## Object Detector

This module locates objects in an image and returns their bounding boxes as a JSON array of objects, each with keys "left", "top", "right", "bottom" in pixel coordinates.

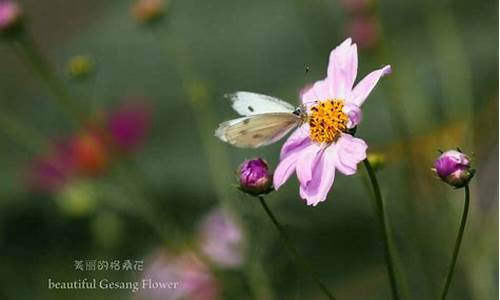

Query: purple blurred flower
[
  {"left": 139, "top": 250, "right": 219, "bottom": 300},
  {"left": 347, "top": 16, "right": 380, "bottom": 49},
  {"left": 239, "top": 158, "right": 272, "bottom": 196},
  {"left": 29, "top": 141, "right": 74, "bottom": 193},
  {"left": 0, "top": 1, "right": 21, "bottom": 31},
  {"left": 107, "top": 100, "right": 151, "bottom": 153},
  {"left": 198, "top": 209, "right": 244, "bottom": 268},
  {"left": 433, "top": 150, "right": 474, "bottom": 188}
]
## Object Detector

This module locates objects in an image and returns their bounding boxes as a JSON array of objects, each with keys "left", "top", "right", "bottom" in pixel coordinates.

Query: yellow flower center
[{"left": 308, "top": 100, "right": 348, "bottom": 144}]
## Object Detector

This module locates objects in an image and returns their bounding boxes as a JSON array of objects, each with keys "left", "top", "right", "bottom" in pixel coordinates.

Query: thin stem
[
  {"left": 13, "top": 32, "right": 83, "bottom": 125},
  {"left": 439, "top": 185, "right": 470, "bottom": 300},
  {"left": 258, "top": 196, "right": 336, "bottom": 300},
  {"left": 363, "top": 159, "right": 400, "bottom": 300}
]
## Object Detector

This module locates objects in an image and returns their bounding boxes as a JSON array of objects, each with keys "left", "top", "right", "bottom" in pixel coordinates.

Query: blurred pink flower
[
  {"left": 347, "top": 16, "right": 380, "bottom": 49},
  {"left": 29, "top": 129, "right": 108, "bottom": 193},
  {"left": 140, "top": 250, "right": 219, "bottom": 300},
  {"left": 107, "top": 100, "right": 151, "bottom": 153},
  {"left": 0, "top": 0, "right": 21, "bottom": 31},
  {"left": 29, "top": 140, "right": 74, "bottom": 193},
  {"left": 274, "top": 38, "right": 391, "bottom": 206},
  {"left": 70, "top": 130, "right": 108, "bottom": 176},
  {"left": 198, "top": 209, "right": 244, "bottom": 268}
]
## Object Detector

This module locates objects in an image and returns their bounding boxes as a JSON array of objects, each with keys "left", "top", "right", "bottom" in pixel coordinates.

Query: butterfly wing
[
  {"left": 226, "top": 92, "right": 296, "bottom": 116},
  {"left": 215, "top": 113, "right": 301, "bottom": 148}
]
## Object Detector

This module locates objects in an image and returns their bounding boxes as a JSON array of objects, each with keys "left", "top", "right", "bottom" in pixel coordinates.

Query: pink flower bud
[
  {"left": 433, "top": 150, "right": 474, "bottom": 188},
  {"left": 239, "top": 158, "right": 272, "bottom": 196}
]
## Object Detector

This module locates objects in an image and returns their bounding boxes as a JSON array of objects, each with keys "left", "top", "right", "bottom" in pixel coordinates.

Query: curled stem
[
  {"left": 363, "top": 159, "right": 400, "bottom": 300},
  {"left": 439, "top": 185, "right": 470, "bottom": 300},
  {"left": 258, "top": 196, "right": 336, "bottom": 300}
]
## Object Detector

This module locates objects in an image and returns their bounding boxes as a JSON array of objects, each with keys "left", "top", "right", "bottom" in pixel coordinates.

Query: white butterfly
[{"left": 215, "top": 91, "right": 307, "bottom": 148}]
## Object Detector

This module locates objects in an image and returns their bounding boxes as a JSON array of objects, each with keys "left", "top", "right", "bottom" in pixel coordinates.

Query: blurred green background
[{"left": 0, "top": 0, "right": 497, "bottom": 299}]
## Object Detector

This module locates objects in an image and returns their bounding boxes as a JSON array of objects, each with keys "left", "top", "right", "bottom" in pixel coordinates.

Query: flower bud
[
  {"left": 67, "top": 55, "right": 94, "bottom": 79},
  {"left": 131, "top": 0, "right": 166, "bottom": 24},
  {"left": 239, "top": 158, "right": 272, "bottom": 196},
  {"left": 0, "top": 1, "right": 22, "bottom": 33},
  {"left": 433, "top": 150, "right": 474, "bottom": 188}
]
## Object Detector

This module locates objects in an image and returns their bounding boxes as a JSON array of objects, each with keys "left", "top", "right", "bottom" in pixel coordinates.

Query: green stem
[
  {"left": 439, "top": 185, "right": 470, "bottom": 300},
  {"left": 13, "top": 32, "right": 83, "bottom": 125},
  {"left": 258, "top": 196, "right": 336, "bottom": 300},
  {"left": 363, "top": 159, "right": 400, "bottom": 300}
]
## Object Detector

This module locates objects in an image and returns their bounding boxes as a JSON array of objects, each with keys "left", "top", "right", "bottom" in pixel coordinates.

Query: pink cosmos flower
[
  {"left": 198, "top": 209, "right": 244, "bottom": 268},
  {"left": 273, "top": 38, "right": 391, "bottom": 206}
]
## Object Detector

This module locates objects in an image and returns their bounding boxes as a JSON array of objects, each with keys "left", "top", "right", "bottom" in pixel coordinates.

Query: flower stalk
[
  {"left": 257, "top": 195, "right": 336, "bottom": 300},
  {"left": 439, "top": 185, "right": 470, "bottom": 300},
  {"left": 363, "top": 159, "right": 400, "bottom": 300}
]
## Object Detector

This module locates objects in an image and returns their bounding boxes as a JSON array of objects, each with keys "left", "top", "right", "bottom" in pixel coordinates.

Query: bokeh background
[{"left": 0, "top": 0, "right": 498, "bottom": 299}]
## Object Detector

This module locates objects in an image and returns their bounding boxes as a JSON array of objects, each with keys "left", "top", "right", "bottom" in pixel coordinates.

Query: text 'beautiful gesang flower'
[{"left": 274, "top": 38, "right": 391, "bottom": 206}]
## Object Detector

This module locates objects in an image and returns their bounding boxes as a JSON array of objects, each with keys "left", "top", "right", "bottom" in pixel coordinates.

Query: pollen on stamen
[{"left": 308, "top": 99, "right": 348, "bottom": 144}]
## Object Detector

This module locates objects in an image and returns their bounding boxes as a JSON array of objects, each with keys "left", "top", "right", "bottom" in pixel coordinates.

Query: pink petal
[
  {"left": 349, "top": 65, "right": 391, "bottom": 107},
  {"left": 299, "top": 148, "right": 336, "bottom": 206},
  {"left": 333, "top": 134, "right": 367, "bottom": 175},
  {"left": 296, "top": 143, "right": 322, "bottom": 186},
  {"left": 273, "top": 154, "right": 299, "bottom": 190},
  {"left": 327, "top": 38, "right": 358, "bottom": 100},
  {"left": 301, "top": 79, "right": 330, "bottom": 106},
  {"left": 274, "top": 127, "right": 312, "bottom": 190},
  {"left": 343, "top": 102, "right": 362, "bottom": 128},
  {"left": 279, "top": 125, "right": 310, "bottom": 160}
]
